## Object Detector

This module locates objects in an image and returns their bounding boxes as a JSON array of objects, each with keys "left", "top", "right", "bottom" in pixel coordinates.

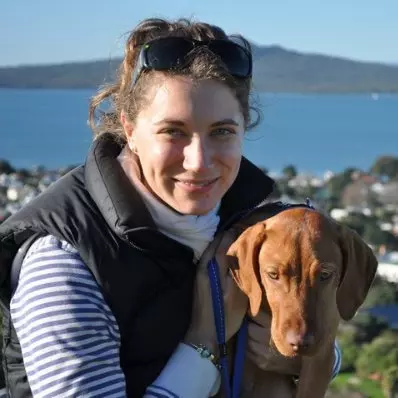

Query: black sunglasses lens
[
  {"left": 146, "top": 38, "right": 194, "bottom": 70},
  {"left": 209, "top": 41, "right": 251, "bottom": 77},
  {"left": 143, "top": 38, "right": 251, "bottom": 78}
]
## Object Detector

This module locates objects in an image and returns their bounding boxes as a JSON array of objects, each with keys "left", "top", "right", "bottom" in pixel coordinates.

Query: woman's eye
[
  {"left": 211, "top": 128, "right": 236, "bottom": 137},
  {"left": 161, "top": 128, "right": 186, "bottom": 138}
]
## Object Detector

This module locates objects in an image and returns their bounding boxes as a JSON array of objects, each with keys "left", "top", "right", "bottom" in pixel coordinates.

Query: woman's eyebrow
[
  {"left": 153, "top": 119, "right": 185, "bottom": 126},
  {"left": 153, "top": 118, "right": 240, "bottom": 127},
  {"left": 210, "top": 119, "right": 239, "bottom": 127}
]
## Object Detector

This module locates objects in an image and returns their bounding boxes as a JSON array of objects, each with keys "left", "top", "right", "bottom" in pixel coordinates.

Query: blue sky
[{"left": 1, "top": 0, "right": 397, "bottom": 66}]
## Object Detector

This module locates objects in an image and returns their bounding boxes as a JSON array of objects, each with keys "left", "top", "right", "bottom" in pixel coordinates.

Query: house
[
  {"left": 376, "top": 181, "right": 398, "bottom": 206},
  {"left": 341, "top": 180, "right": 372, "bottom": 209}
]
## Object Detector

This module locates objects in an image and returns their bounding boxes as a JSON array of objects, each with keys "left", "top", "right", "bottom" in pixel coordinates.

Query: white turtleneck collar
[{"left": 118, "top": 148, "right": 220, "bottom": 261}]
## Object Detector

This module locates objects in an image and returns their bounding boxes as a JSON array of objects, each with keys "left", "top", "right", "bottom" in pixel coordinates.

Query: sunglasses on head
[{"left": 131, "top": 36, "right": 253, "bottom": 86}]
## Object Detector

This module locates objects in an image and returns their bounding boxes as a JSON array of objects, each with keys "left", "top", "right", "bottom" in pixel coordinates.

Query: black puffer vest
[{"left": 0, "top": 133, "right": 274, "bottom": 397}]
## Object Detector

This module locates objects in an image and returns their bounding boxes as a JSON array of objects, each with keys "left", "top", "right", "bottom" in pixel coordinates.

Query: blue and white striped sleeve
[
  {"left": 10, "top": 235, "right": 127, "bottom": 398},
  {"left": 10, "top": 235, "right": 220, "bottom": 398},
  {"left": 332, "top": 340, "right": 342, "bottom": 379}
]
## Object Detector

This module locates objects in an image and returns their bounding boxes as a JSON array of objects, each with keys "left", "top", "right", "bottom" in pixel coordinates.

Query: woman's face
[{"left": 122, "top": 76, "right": 245, "bottom": 215}]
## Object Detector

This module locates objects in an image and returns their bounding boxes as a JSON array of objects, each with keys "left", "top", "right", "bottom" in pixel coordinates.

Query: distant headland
[{"left": 1, "top": 44, "right": 398, "bottom": 93}]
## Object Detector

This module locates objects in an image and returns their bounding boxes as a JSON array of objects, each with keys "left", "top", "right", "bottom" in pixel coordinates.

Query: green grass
[{"left": 329, "top": 372, "right": 384, "bottom": 397}]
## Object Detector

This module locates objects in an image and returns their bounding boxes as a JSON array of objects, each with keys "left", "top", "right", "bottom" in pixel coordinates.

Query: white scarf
[{"left": 118, "top": 149, "right": 220, "bottom": 261}]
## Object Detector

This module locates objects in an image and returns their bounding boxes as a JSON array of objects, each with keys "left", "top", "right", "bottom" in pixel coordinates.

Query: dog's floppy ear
[
  {"left": 227, "top": 222, "right": 267, "bottom": 317},
  {"left": 336, "top": 223, "right": 378, "bottom": 321}
]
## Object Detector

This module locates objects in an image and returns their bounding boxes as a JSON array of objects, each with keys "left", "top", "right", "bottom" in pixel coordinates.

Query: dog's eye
[
  {"left": 320, "top": 271, "right": 333, "bottom": 281},
  {"left": 267, "top": 272, "right": 279, "bottom": 280}
]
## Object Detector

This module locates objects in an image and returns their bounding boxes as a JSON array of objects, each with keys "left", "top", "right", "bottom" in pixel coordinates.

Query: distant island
[{"left": 1, "top": 44, "right": 398, "bottom": 93}]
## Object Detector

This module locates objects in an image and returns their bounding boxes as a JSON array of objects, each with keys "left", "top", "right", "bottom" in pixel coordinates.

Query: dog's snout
[{"left": 286, "top": 329, "right": 315, "bottom": 352}]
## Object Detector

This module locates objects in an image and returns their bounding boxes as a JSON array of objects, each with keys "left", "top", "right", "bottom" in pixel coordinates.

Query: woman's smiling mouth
[{"left": 173, "top": 178, "right": 219, "bottom": 193}]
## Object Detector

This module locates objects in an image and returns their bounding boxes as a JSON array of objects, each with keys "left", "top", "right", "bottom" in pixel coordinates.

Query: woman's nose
[{"left": 183, "top": 138, "right": 213, "bottom": 172}]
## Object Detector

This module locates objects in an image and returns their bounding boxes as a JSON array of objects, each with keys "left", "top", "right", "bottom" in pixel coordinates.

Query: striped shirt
[{"left": 10, "top": 235, "right": 220, "bottom": 398}]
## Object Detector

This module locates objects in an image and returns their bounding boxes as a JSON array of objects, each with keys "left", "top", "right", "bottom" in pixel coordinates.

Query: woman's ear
[
  {"left": 121, "top": 110, "right": 135, "bottom": 151},
  {"left": 121, "top": 110, "right": 133, "bottom": 135}
]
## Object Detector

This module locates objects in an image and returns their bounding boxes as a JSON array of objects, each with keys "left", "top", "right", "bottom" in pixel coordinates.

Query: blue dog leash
[{"left": 208, "top": 258, "right": 248, "bottom": 398}]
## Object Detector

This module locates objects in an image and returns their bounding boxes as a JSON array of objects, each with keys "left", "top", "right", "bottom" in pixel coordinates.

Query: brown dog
[{"left": 221, "top": 204, "right": 378, "bottom": 397}]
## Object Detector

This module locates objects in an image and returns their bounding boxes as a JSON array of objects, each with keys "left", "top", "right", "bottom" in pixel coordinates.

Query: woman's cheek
[
  {"left": 220, "top": 140, "right": 243, "bottom": 163},
  {"left": 151, "top": 142, "right": 183, "bottom": 166}
]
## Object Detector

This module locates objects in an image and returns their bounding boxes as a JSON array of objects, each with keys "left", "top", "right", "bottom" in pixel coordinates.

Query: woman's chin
[{"left": 172, "top": 199, "right": 218, "bottom": 216}]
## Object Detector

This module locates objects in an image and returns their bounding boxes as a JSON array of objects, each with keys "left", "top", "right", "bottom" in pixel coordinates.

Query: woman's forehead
[{"left": 139, "top": 76, "right": 244, "bottom": 125}]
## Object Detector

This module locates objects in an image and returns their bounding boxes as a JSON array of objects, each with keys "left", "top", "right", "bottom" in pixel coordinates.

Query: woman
[{"left": 0, "top": 18, "right": 337, "bottom": 398}]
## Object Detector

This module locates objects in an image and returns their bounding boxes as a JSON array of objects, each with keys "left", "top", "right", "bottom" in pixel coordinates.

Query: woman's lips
[{"left": 174, "top": 178, "right": 219, "bottom": 193}]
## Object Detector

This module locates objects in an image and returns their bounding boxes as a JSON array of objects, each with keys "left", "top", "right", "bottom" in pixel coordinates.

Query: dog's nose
[{"left": 286, "top": 330, "right": 315, "bottom": 351}]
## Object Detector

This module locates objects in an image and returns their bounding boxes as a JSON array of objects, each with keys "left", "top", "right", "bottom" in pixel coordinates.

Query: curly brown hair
[{"left": 88, "top": 18, "right": 260, "bottom": 143}]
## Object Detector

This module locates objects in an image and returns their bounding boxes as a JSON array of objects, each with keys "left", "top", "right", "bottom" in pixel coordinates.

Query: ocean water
[{"left": 0, "top": 89, "right": 397, "bottom": 174}]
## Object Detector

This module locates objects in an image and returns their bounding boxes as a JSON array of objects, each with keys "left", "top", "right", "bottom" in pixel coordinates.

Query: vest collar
[{"left": 84, "top": 133, "right": 275, "bottom": 241}]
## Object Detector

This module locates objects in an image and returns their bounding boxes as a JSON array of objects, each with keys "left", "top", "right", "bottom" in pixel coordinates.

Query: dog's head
[{"left": 227, "top": 207, "right": 378, "bottom": 357}]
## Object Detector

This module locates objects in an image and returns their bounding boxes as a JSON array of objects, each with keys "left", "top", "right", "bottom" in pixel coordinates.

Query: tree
[
  {"left": 382, "top": 366, "right": 398, "bottom": 398},
  {"left": 351, "top": 312, "right": 389, "bottom": 343},
  {"left": 351, "top": 277, "right": 396, "bottom": 343},
  {"left": 339, "top": 212, "right": 395, "bottom": 249},
  {"left": 363, "top": 277, "right": 398, "bottom": 308},
  {"left": 376, "top": 207, "right": 397, "bottom": 222},
  {"left": 274, "top": 179, "right": 297, "bottom": 199},
  {"left": 337, "top": 328, "right": 361, "bottom": 372},
  {"left": 16, "top": 168, "right": 32, "bottom": 180},
  {"left": 340, "top": 212, "right": 369, "bottom": 236},
  {"left": 324, "top": 195, "right": 340, "bottom": 214},
  {"left": 365, "top": 189, "right": 383, "bottom": 212},
  {"left": 282, "top": 164, "right": 297, "bottom": 180},
  {"left": 355, "top": 331, "right": 398, "bottom": 379},
  {"left": 326, "top": 167, "right": 359, "bottom": 206},
  {"left": 0, "top": 159, "right": 15, "bottom": 175},
  {"left": 363, "top": 223, "right": 390, "bottom": 247},
  {"left": 371, "top": 156, "right": 398, "bottom": 181}
]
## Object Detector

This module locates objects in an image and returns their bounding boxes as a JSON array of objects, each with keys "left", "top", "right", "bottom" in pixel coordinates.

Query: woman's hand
[{"left": 184, "top": 231, "right": 248, "bottom": 354}]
